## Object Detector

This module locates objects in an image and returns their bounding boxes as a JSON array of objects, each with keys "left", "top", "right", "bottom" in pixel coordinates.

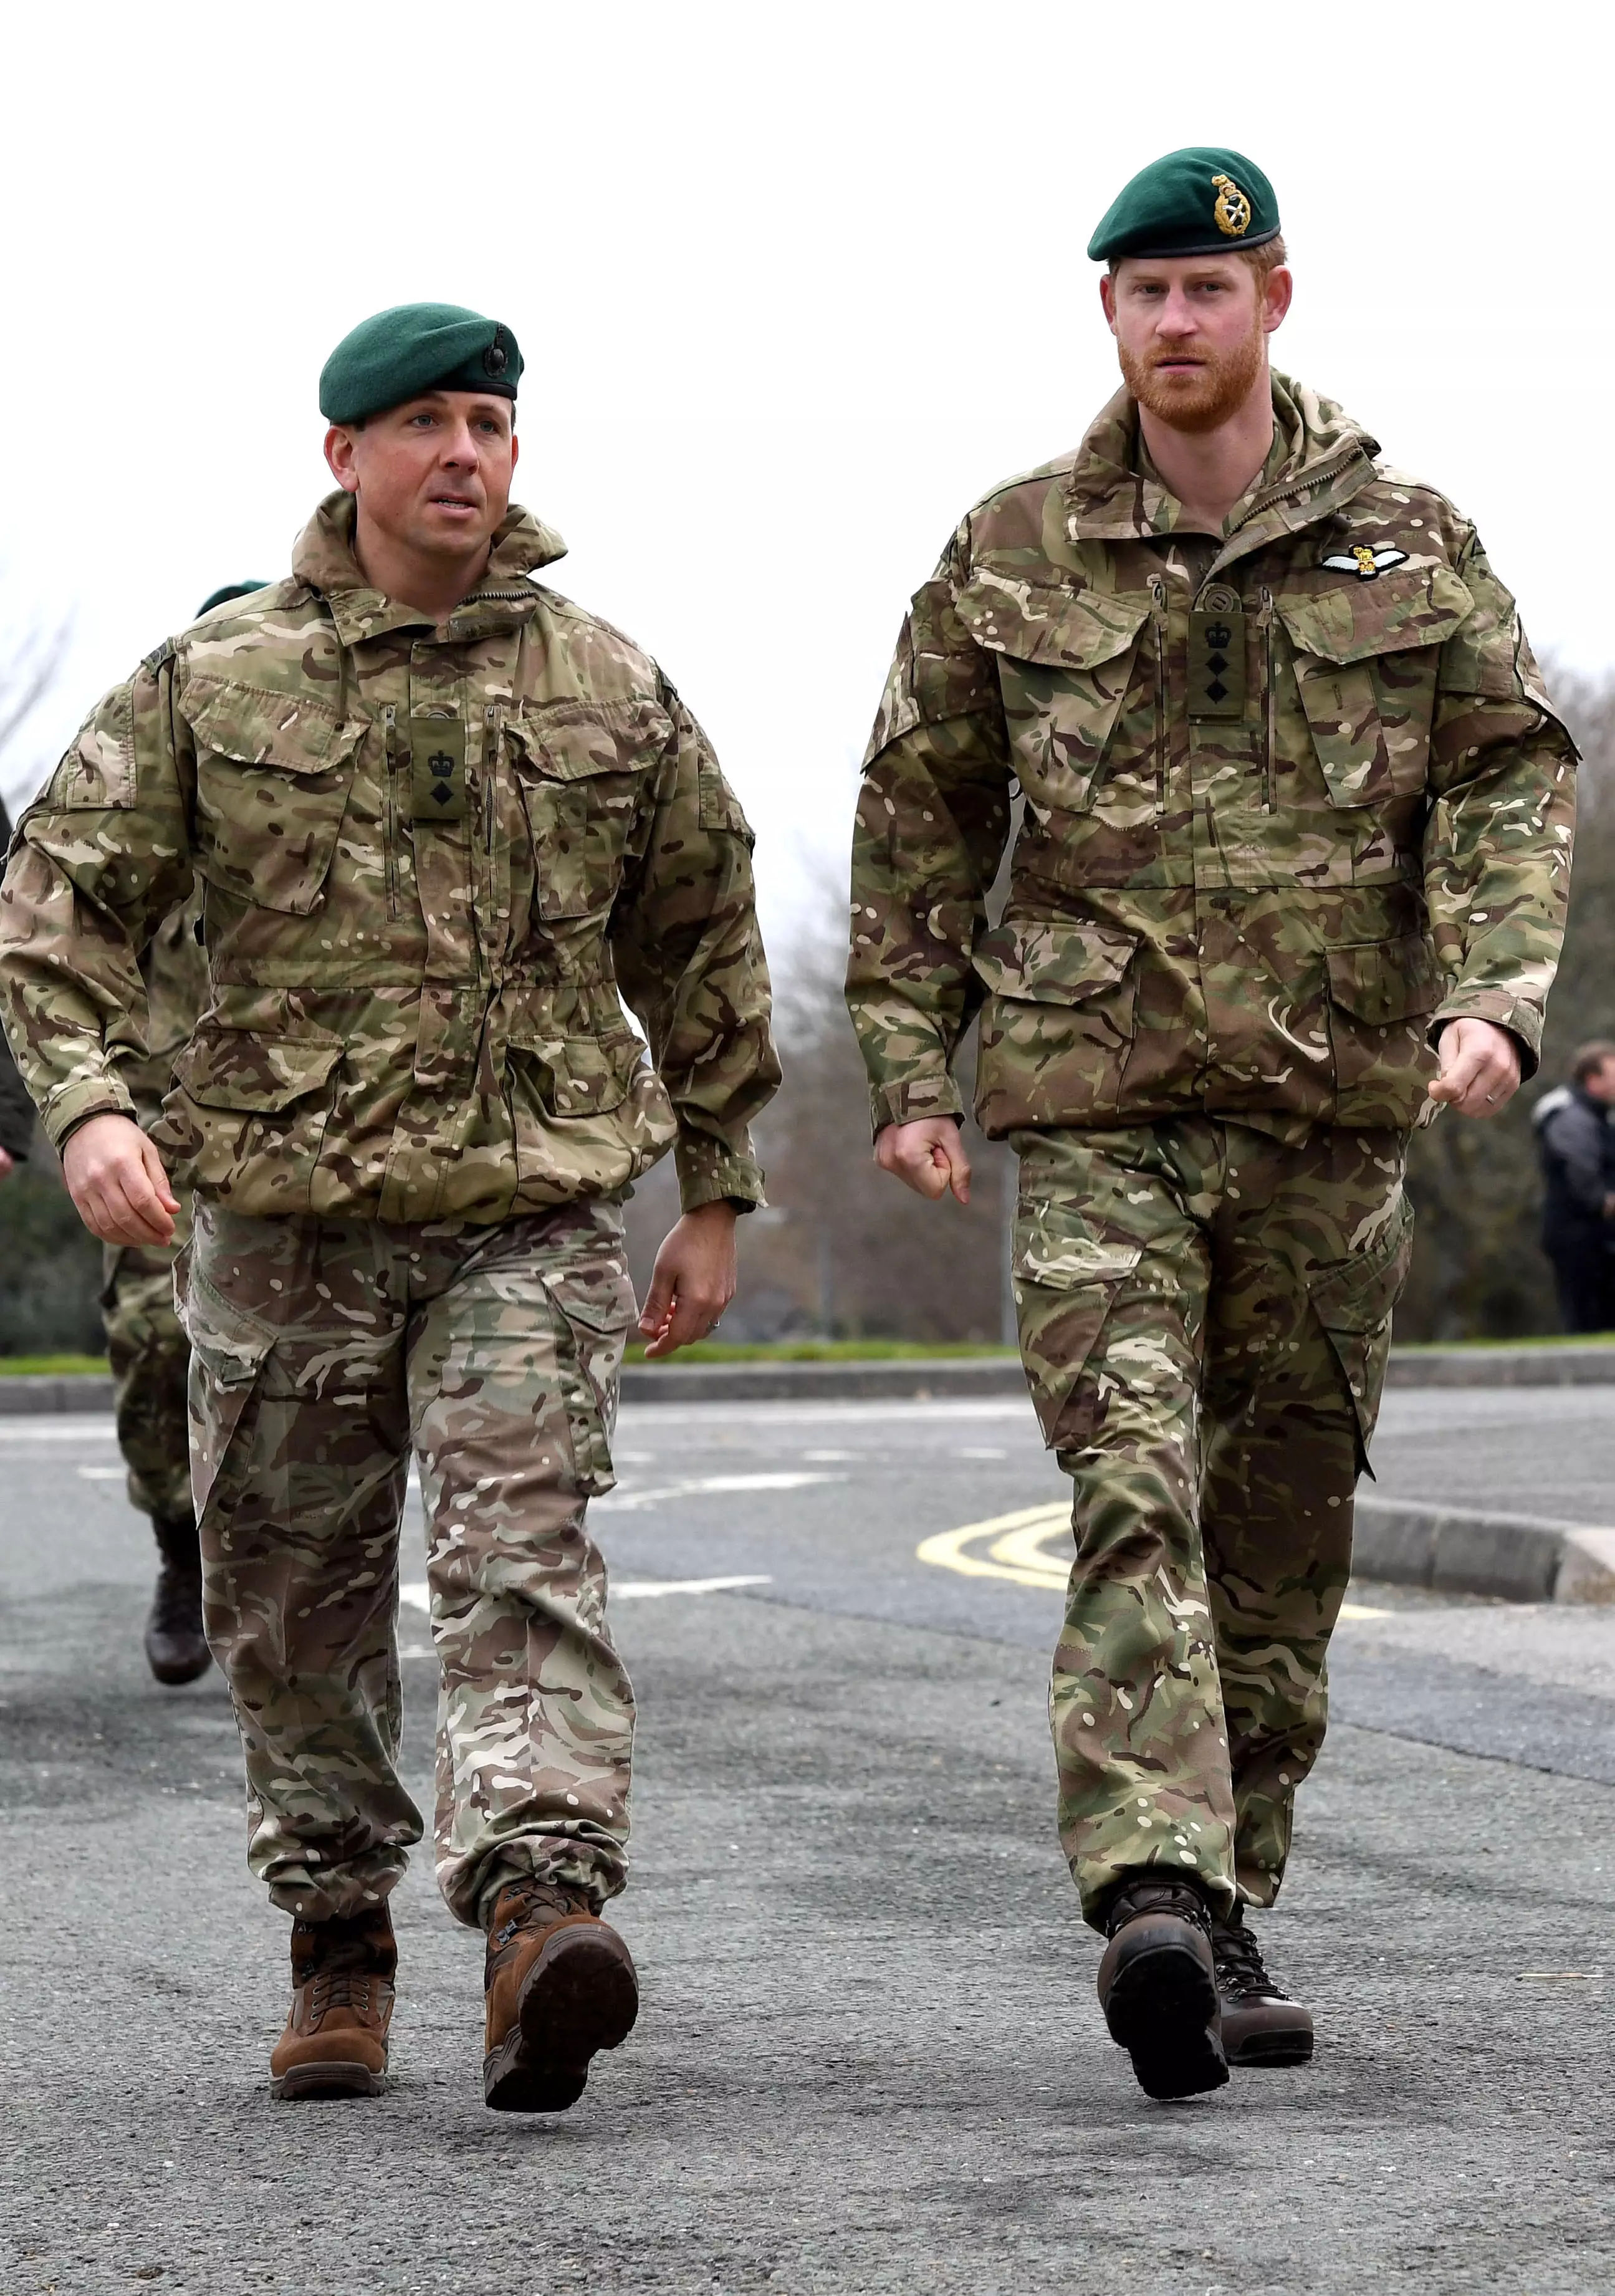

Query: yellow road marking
[{"left": 918, "top": 1506, "right": 1391, "bottom": 1618}]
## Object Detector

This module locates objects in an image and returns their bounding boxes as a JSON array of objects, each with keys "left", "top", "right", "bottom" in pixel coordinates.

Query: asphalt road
[{"left": 2, "top": 1386, "right": 1614, "bottom": 2295}]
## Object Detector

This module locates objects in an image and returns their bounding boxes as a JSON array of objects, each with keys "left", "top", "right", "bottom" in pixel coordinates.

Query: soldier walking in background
[
  {"left": 101, "top": 582, "right": 267, "bottom": 1687},
  {"left": 0, "top": 802, "right": 34, "bottom": 1178},
  {"left": 0, "top": 304, "right": 777, "bottom": 2110},
  {"left": 846, "top": 150, "right": 1574, "bottom": 2098},
  {"left": 1533, "top": 1041, "right": 1615, "bottom": 1332}
]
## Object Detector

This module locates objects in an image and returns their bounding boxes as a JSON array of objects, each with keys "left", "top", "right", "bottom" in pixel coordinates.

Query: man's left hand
[
  {"left": 1427, "top": 1017, "right": 1522, "bottom": 1119},
  {"left": 638, "top": 1201, "right": 739, "bottom": 1358}
]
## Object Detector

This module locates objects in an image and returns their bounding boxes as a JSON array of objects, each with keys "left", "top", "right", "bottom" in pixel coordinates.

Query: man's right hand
[
  {"left": 61, "top": 1113, "right": 178, "bottom": 1246},
  {"left": 874, "top": 1117, "right": 972, "bottom": 1204}
]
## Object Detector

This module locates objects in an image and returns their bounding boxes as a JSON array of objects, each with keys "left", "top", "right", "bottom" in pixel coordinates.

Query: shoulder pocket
[
  {"left": 512, "top": 696, "right": 670, "bottom": 921},
  {"left": 957, "top": 575, "right": 1150, "bottom": 814},
  {"left": 52, "top": 687, "right": 137, "bottom": 811},
  {"left": 1277, "top": 565, "right": 1471, "bottom": 809},
  {"left": 186, "top": 677, "right": 362, "bottom": 914}
]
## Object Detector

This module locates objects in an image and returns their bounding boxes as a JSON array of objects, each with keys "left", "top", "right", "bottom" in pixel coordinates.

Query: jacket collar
[
  {"left": 1061, "top": 372, "right": 1382, "bottom": 577},
  {"left": 290, "top": 491, "right": 568, "bottom": 647}
]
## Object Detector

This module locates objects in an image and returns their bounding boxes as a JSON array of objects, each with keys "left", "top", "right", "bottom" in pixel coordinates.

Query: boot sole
[
  {"left": 271, "top": 2060, "right": 386, "bottom": 2101},
  {"left": 1226, "top": 2027, "right": 1315, "bottom": 2068},
  {"left": 484, "top": 1927, "right": 639, "bottom": 2113},
  {"left": 1103, "top": 1940, "right": 1229, "bottom": 2100}
]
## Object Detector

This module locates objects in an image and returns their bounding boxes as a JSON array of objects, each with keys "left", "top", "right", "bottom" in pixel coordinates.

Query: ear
[
  {"left": 324, "top": 423, "right": 360, "bottom": 493},
  {"left": 1261, "top": 265, "right": 1293, "bottom": 336},
  {"left": 510, "top": 429, "right": 519, "bottom": 473},
  {"left": 1099, "top": 272, "right": 1118, "bottom": 335}
]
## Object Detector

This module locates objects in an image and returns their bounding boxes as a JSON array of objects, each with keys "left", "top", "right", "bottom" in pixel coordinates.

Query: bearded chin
[{"left": 1121, "top": 325, "right": 1265, "bottom": 436}]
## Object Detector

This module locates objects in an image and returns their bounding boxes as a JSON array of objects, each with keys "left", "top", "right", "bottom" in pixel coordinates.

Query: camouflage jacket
[
  {"left": 115, "top": 888, "right": 209, "bottom": 1133},
  {"left": 846, "top": 375, "right": 1575, "bottom": 1140},
  {"left": 0, "top": 494, "right": 778, "bottom": 1222}
]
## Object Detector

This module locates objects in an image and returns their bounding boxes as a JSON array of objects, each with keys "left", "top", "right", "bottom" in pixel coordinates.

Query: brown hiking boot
[
  {"left": 144, "top": 1512, "right": 211, "bottom": 1687},
  {"left": 1212, "top": 1906, "right": 1314, "bottom": 2067},
  {"left": 269, "top": 1905, "right": 396, "bottom": 2100},
  {"left": 1096, "top": 1872, "right": 1229, "bottom": 2100},
  {"left": 482, "top": 1878, "right": 638, "bottom": 2112}
]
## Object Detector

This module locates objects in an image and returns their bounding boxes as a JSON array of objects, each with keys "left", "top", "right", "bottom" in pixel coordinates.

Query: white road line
[
  {"left": 616, "top": 1398, "right": 1032, "bottom": 1428},
  {"left": 75, "top": 1467, "right": 125, "bottom": 1481},
  {"left": 592, "top": 1471, "right": 839, "bottom": 1513},
  {"left": 399, "top": 1573, "right": 770, "bottom": 1612},
  {"left": 0, "top": 1421, "right": 119, "bottom": 1442}
]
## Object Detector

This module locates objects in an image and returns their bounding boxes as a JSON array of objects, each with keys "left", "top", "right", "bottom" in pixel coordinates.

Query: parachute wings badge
[{"left": 1321, "top": 545, "right": 1410, "bottom": 582}]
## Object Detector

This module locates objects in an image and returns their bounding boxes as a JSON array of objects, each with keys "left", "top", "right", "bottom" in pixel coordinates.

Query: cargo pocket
[
  {"left": 160, "top": 1027, "right": 342, "bottom": 1208},
  {"left": 175, "top": 1262, "right": 275, "bottom": 1524},
  {"left": 1325, "top": 936, "right": 1444, "bottom": 1126},
  {"left": 957, "top": 576, "right": 1150, "bottom": 814},
  {"left": 186, "top": 676, "right": 363, "bottom": 914},
  {"left": 512, "top": 696, "right": 670, "bottom": 922},
  {"left": 1307, "top": 1188, "right": 1414, "bottom": 1476},
  {"left": 1277, "top": 567, "right": 1470, "bottom": 809},
  {"left": 972, "top": 918, "right": 1139, "bottom": 1133},
  {"left": 1012, "top": 1199, "right": 1144, "bottom": 1451},
  {"left": 542, "top": 1255, "right": 635, "bottom": 1498}
]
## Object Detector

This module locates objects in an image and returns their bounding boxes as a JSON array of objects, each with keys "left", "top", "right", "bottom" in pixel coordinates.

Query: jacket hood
[{"left": 1062, "top": 371, "right": 1383, "bottom": 561}]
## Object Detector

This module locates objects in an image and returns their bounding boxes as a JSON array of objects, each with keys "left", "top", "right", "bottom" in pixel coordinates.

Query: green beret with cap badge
[
  {"left": 319, "top": 303, "right": 522, "bottom": 426},
  {"left": 1088, "top": 147, "right": 1280, "bottom": 264}
]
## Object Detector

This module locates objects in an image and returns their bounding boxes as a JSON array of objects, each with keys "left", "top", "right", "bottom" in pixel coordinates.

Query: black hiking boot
[
  {"left": 1096, "top": 1872, "right": 1228, "bottom": 2100},
  {"left": 144, "top": 1511, "right": 211, "bottom": 1686},
  {"left": 1212, "top": 1905, "right": 1314, "bottom": 2067}
]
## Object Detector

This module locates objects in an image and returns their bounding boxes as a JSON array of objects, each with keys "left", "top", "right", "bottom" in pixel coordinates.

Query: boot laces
[{"left": 1213, "top": 1919, "right": 1290, "bottom": 2002}]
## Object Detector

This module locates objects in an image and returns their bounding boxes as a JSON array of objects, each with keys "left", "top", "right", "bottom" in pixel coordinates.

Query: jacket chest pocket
[
  {"left": 1277, "top": 565, "right": 1472, "bottom": 810},
  {"left": 957, "top": 577, "right": 1151, "bottom": 814},
  {"left": 186, "top": 677, "right": 362, "bottom": 914},
  {"left": 512, "top": 696, "right": 671, "bottom": 922}
]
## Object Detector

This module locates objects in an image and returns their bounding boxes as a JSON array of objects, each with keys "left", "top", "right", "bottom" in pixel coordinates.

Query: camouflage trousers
[
  {"left": 175, "top": 1196, "right": 636, "bottom": 1931},
  {"left": 1012, "top": 1118, "right": 1411, "bottom": 1930},
  {"left": 101, "top": 1197, "right": 194, "bottom": 1528}
]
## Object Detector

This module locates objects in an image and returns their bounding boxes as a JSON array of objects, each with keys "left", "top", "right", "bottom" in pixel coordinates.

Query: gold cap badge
[{"left": 1211, "top": 173, "right": 1252, "bottom": 238}]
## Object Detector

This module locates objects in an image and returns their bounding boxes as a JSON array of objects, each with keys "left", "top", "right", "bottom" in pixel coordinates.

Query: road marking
[
  {"left": 399, "top": 1573, "right": 770, "bottom": 1612},
  {"left": 76, "top": 1466, "right": 125, "bottom": 1481},
  {"left": 592, "top": 1471, "right": 839, "bottom": 1513},
  {"left": 0, "top": 1421, "right": 119, "bottom": 1442},
  {"left": 918, "top": 1504, "right": 1389, "bottom": 1615}
]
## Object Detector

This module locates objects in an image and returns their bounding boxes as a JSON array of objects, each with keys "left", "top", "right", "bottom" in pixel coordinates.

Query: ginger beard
[{"left": 1119, "top": 300, "right": 1267, "bottom": 435}]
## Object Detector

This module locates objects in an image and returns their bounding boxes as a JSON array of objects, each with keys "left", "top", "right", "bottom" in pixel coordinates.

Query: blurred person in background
[
  {"left": 0, "top": 800, "right": 35, "bottom": 1176},
  {"left": 1533, "top": 1041, "right": 1615, "bottom": 1333}
]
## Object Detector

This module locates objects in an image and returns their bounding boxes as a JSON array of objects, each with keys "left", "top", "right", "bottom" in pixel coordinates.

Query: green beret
[
  {"left": 196, "top": 580, "right": 269, "bottom": 617},
  {"left": 1088, "top": 147, "right": 1280, "bottom": 264},
  {"left": 319, "top": 303, "right": 522, "bottom": 426}
]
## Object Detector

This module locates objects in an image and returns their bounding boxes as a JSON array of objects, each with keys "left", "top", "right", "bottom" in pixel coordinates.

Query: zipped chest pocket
[
  {"left": 957, "top": 576, "right": 1152, "bottom": 814},
  {"left": 510, "top": 696, "right": 672, "bottom": 922}
]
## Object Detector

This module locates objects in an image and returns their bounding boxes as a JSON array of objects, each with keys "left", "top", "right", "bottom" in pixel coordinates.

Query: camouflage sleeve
[
  {"left": 0, "top": 649, "right": 196, "bottom": 1150},
  {"left": 844, "top": 528, "right": 1014, "bottom": 1134},
  {"left": 610, "top": 689, "right": 780, "bottom": 1213},
  {"left": 1423, "top": 531, "right": 1578, "bottom": 1080}
]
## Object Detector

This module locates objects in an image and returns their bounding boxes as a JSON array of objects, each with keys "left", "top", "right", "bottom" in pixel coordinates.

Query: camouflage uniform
[
  {"left": 848, "top": 376, "right": 1574, "bottom": 1924},
  {"left": 101, "top": 891, "right": 207, "bottom": 1529},
  {"left": 0, "top": 492, "right": 777, "bottom": 1924}
]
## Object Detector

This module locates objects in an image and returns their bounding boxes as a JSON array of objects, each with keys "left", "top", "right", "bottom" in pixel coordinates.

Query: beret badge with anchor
[{"left": 1321, "top": 545, "right": 1411, "bottom": 582}]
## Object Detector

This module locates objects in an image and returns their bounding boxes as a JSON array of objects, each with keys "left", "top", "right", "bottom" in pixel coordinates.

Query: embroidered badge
[
  {"left": 1211, "top": 173, "right": 1252, "bottom": 238},
  {"left": 1321, "top": 545, "right": 1409, "bottom": 582}
]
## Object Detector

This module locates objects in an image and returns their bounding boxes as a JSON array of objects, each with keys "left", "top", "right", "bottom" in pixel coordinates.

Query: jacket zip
[
  {"left": 1259, "top": 587, "right": 1275, "bottom": 812},
  {"left": 1150, "top": 579, "right": 1167, "bottom": 815},
  {"left": 381, "top": 706, "right": 400, "bottom": 918}
]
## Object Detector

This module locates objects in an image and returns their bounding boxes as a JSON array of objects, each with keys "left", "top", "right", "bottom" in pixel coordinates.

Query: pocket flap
[
  {"left": 515, "top": 695, "right": 674, "bottom": 781},
  {"left": 974, "top": 918, "right": 1139, "bottom": 1005},
  {"left": 171, "top": 1027, "right": 342, "bottom": 1112},
  {"left": 1309, "top": 1191, "right": 1414, "bottom": 1335},
  {"left": 1277, "top": 565, "right": 1472, "bottom": 665},
  {"left": 1326, "top": 936, "right": 1444, "bottom": 1025},
  {"left": 1015, "top": 1201, "right": 1144, "bottom": 1289},
  {"left": 957, "top": 575, "right": 1150, "bottom": 670},
  {"left": 186, "top": 677, "right": 358, "bottom": 774},
  {"left": 506, "top": 1024, "right": 636, "bottom": 1117}
]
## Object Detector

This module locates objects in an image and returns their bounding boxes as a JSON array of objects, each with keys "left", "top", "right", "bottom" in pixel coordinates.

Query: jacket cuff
[
  {"left": 674, "top": 1131, "right": 765, "bottom": 1215},
  {"left": 1429, "top": 992, "right": 1544, "bottom": 1082},
  {"left": 42, "top": 1074, "right": 138, "bottom": 1153},
  {"left": 869, "top": 1074, "right": 966, "bottom": 1137}
]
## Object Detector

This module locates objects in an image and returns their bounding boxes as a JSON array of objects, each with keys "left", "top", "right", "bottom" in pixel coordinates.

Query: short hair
[
  {"left": 1573, "top": 1039, "right": 1615, "bottom": 1083},
  {"left": 1109, "top": 233, "right": 1288, "bottom": 283}
]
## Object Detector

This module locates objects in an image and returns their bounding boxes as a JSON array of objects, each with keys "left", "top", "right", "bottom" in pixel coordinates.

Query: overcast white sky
[{"left": 1, "top": 1, "right": 1608, "bottom": 954}]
